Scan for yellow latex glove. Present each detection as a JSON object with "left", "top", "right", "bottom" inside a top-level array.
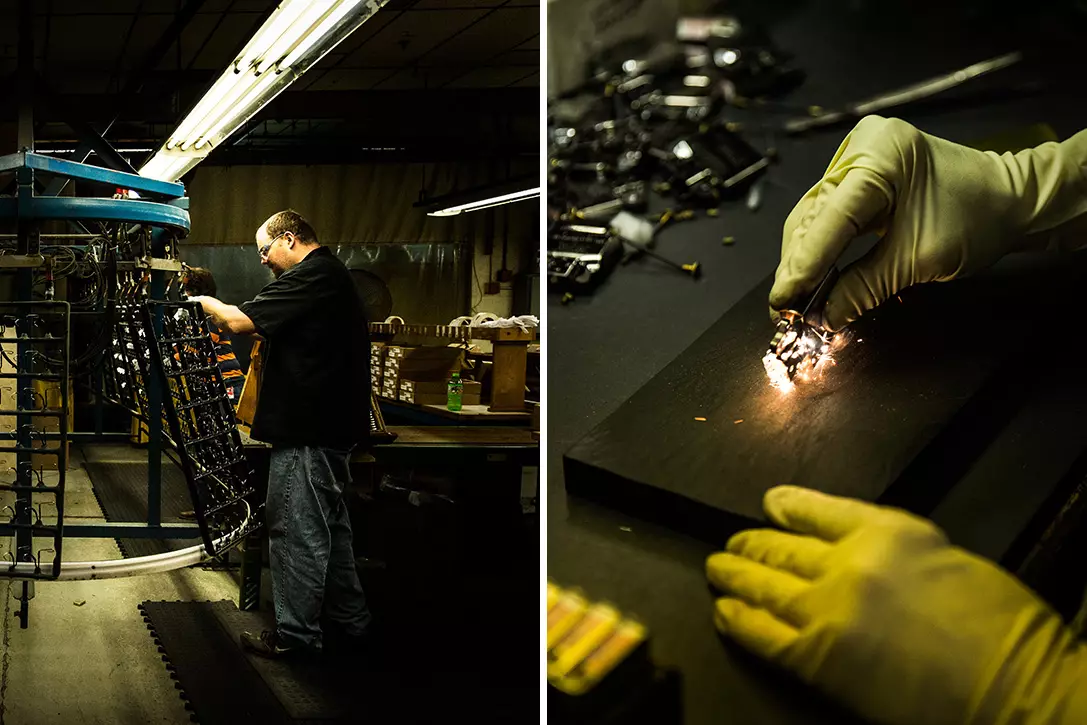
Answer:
[
  {"left": 770, "top": 115, "right": 1087, "bottom": 330},
  {"left": 706, "top": 486, "right": 1087, "bottom": 725}
]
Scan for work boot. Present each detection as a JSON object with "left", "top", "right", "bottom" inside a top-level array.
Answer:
[{"left": 240, "top": 629, "right": 298, "bottom": 659}]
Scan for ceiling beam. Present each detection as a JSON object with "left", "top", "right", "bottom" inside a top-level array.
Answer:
[
  {"left": 10, "top": 87, "right": 538, "bottom": 125},
  {"left": 202, "top": 141, "right": 537, "bottom": 166}
]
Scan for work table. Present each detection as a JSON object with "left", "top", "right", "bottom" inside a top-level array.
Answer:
[{"left": 547, "top": 3, "right": 1087, "bottom": 723}]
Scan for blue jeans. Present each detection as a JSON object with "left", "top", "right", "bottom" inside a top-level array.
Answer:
[{"left": 267, "top": 445, "right": 372, "bottom": 649}]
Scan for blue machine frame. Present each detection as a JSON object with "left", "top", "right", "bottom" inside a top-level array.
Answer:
[
  {"left": 0, "top": 152, "right": 191, "bottom": 231},
  {"left": 0, "top": 152, "right": 201, "bottom": 545}
]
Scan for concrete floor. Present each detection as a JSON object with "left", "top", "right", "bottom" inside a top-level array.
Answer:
[{"left": 0, "top": 445, "right": 242, "bottom": 725}]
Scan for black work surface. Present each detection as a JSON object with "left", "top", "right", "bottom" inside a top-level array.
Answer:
[
  {"left": 565, "top": 254, "right": 1087, "bottom": 541},
  {"left": 547, "top": 3, "right": 1087, "bottom": 725}
]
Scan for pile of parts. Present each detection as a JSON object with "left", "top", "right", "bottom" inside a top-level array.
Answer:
[{"left": 547, "top": 15, "right": 803, "bottom": 292}]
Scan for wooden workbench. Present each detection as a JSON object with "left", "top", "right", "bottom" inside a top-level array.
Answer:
[
  {"left": 369, "top": 322, "right": 537, "bottom": 412},
  {"left": 377, "top": 398, "right": 534, "bottom": 426},
  {"left": 238, "top": 424, "right": 539, "bottom": 470}
]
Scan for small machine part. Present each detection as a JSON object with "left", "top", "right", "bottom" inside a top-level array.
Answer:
[
  {"left": 664, "top": 125, "right": 767, "bottom": 205},
  {"left": 547, "top": 581, "right": 649, "bottom": 695},
  {"left": 577, "top": 182, "right": 647, "bottom": 220},
  {"left": 763, "top": 267, "right": 845, "bottom": 392},
  {"left": 547, "top": 223, "right": 623, "bottom": 289},
  {"left": 548, "top": 13, "right": 796, "bottom": 300},
  {"left": 547, "top": 581, "right": 679, "bottom": 724},
  {"left": 621, "top": 238, "right": 700, "bottom": 279}
]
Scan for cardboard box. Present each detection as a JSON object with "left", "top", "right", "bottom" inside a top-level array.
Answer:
[{"left": 383, "top": 347, "right": 463, "bottom": 382}]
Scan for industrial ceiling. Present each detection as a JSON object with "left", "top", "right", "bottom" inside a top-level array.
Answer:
[{"left": 0, "top": 0, "right": 540, "bottom": 166}]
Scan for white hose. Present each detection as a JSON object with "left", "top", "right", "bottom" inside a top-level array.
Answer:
[{"left": 1, "top": 517, "right": 253, "bottom": 581}]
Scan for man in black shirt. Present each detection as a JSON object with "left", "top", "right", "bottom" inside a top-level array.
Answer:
[{"left": 189, "top": 209, "right": 373, "bottom": 658}]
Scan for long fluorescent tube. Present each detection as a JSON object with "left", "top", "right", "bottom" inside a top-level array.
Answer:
[
  {"left": 427, "top": 188, "right": 541, "bottom": 217},
  {"left": 178, "top": 72, "right": 263, "bottom": 151},
  {"left": 140, "top": 0, "right": 390, "bottom": 181},
  {"left": 258, "top": 0, "right": 337, "bottom": 74},
  {"left": 282, "top": 0, "right": 361, "bottom": 69},
  {"left": 195, "top": 71, "right": 281, "bottom": 149},
  {"left": 235, "top": 1, "right": 311, "bottom": 72}
]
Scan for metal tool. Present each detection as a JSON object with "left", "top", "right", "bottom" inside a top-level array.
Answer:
[
  {"left": 784, "top": 51, "right": 1022, "bottom": 134},
  {"left": 620, "top": 237, "right": 700, "bottom": 279},
  {"left": 764, "top": 267, "right": 838, "bottom": 384},
  {"left": 547, "top": 223, "right": 623, "bottom": 288}
]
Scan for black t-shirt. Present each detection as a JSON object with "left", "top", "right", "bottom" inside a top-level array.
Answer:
[{"left": 239, "top": 246, "right": 370, "bottom": 448}]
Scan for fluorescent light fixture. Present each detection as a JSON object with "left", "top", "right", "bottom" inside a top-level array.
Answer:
[
  {"left": 194, "top": 70, "right": 281, "bottom": 150},
  {"left": 36, "top": 147, "right": 155, "bottom": 154},
  {"left": 139, "top": 152, "right": 201, "bottom": 182},
  {"left": 427, "top": 188, "right": 541, "bottom": 217},
  {"left": 282, "top": 0, "right": 361, "bottom": 69},
  {"left": 139, "top": 0, "right": 390, "bottom": 181}
]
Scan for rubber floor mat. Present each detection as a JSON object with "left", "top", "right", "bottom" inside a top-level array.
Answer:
[
  {"left": 86, "top": 460, "right": 197, "bottom": 557},
  {"left": 140, "top": 599, "right": 533, "bottom": 723},
  {"left": 139, "top": 600, "right": 289, "bottom": 724}
]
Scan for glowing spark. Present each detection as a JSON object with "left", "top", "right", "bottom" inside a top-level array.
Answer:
[
  {"left": 763, "top": 323, "right": 852, "bottom": 392},
  {"left": 762, "top": 351, "right": 795, "bottom": 393}
]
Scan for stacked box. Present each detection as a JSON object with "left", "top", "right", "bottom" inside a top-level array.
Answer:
[
  {"left": 390, "top": 347, "right": 463, "bottom": 381},
  {"left": 381, "top": 346, "right": 401, "bottom": 399},
  {"left": 370, "top": 343, "right": 386, "bottom": 395},
  {"left": 380, "top": 347, "right": 465, "bottom": 400},
  {"left": 399, "top": 379, "right": 482, "bottom": 406}
]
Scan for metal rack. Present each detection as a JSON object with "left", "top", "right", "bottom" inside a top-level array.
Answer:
[
  {"left": 144, "top": 301, "right": 261, "bottom": 556},
  {"left": 0, "top": 303, "right": 69, "bottom": 583}
]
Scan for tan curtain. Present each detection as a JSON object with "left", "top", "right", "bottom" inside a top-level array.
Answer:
[{"left": 186, "top": 161, "right": 538, "bottom": 246}]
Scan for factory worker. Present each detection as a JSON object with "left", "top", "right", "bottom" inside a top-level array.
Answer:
[{"left": 707, "top": 116, "right": 1087, "bottom": 725}]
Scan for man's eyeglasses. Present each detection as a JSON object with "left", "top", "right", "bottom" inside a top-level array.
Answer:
[{"left": 258, "top": 233, "right": 287, "bottom": 259}]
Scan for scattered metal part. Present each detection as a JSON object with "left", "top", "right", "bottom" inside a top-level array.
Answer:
[
  {"left": 619, "top": 237, "right": 700, "bottom": 279},
  {"left": 746, "top": 178, "right": 765, "bottom": 211},
  {"left": 548, "top": 15, "right": 799, "bottom": 294},
  {"left": 548, "top": 224, "right": 623, "bottom": 288}
]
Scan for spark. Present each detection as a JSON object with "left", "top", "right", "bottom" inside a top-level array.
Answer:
[
  {"left": 764, "top": 324, "right": 852, "bottom": 393},
  {"left": 762, "top": 351, "right": 795, "bottom": 393}
]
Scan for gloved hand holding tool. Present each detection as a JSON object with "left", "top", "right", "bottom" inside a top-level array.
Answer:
[
  {"left": 771, "top": 115, "right": 1087, "bottom": 330},
  {"left": 707, "top": 485, "right": 1087, "bottom": 725}
]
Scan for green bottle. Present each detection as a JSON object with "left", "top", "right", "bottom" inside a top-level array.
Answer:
[{"left": 447, "top": 372, "right": 463, "bottom": 411}]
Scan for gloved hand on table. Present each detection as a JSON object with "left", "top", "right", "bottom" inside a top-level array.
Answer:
[
  {"left": 706, "top": 486, "right": 1087, "bottom": 725},
  {"left": 771, "top": 115, "right": 1087, "bottom": 330}
]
